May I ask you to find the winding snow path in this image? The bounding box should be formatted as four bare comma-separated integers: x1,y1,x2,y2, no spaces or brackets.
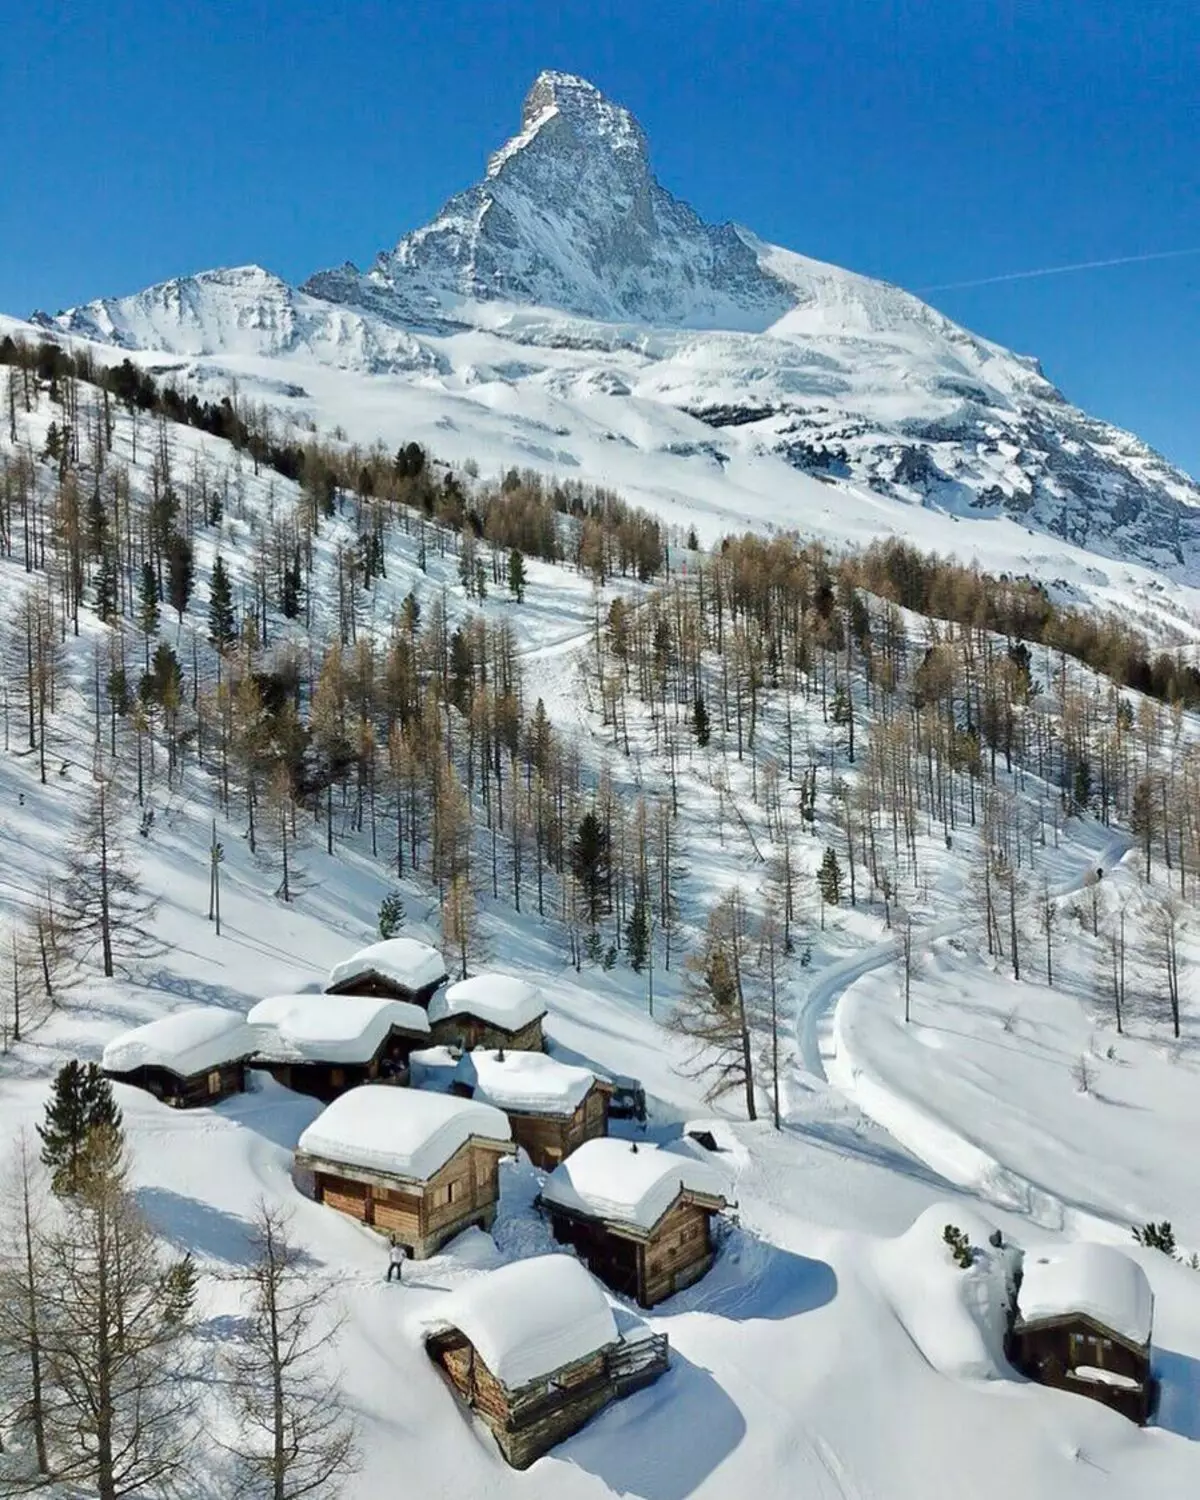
794,828,1132,1231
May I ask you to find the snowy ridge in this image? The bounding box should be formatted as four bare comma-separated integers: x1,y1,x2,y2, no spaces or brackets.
28,70,1200,582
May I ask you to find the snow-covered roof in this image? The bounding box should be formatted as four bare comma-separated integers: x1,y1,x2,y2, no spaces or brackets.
454,1049,597,1117
428,972,547,1031
422,1255,618,1388
1017,1243,1153,1346
541,1138,730,1232
101,1006,255,1079
247,994,429,1064
327,938,447,994
297,1085,512,1182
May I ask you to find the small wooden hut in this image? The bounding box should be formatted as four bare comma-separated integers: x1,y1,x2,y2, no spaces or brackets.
451,1049,611,1170
325,938,449,1008
1007,1243,1156,1424
295,1085,514,1258
427,972,547,1051
101,1007,254,1107
423,1255,669,1468
247,994,431,1101
540,1138,730,1308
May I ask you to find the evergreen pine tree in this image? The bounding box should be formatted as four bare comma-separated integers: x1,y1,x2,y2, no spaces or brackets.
570,811,610,927
377,891,406,939
507,547,527,603
138,560,160,641
94,552,119,624
165,533,194,621
692,693,711,747
626,889,650,972
38,1059,124,1195
208,554,236,651
817,846,842,907
281,549,303,619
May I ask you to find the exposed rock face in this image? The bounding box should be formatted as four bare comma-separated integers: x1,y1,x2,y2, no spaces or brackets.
306,70,795,329
31,70,1200,577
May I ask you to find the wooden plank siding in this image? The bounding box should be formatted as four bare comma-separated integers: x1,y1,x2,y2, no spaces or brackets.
1006,1314,1155,1424
428,1014,545,1053
303,1137,507,1259
103,1061,248,1109
252,1026,420,1102
427,1330,669,1469
325,972,448,1008
483,1081,610,1170
546,1189,722,1308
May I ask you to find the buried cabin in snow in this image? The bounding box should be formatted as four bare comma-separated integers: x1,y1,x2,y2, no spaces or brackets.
422,1254,669,1469
325,937,449,1009
540,1138,731,1307
427,973,548,1051
101,1006,255,1107
1007,1243,1156,1424
451,1048,611,1170
247,993,431,1101
295,1085,514,1258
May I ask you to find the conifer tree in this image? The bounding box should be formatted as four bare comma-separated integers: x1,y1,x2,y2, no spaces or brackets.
208,554,236,652
625,888,650,973
507,547,527,603
817,846,842,908
138,559,160,656
37,1060,124,1196
93,552,119,624
691,693,711,748
165,532,194,621
570,811,610,928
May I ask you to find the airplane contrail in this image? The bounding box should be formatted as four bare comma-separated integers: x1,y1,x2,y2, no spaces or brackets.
917,246,1200,293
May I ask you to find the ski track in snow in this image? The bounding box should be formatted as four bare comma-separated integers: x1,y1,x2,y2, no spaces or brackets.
796,829,1133,1234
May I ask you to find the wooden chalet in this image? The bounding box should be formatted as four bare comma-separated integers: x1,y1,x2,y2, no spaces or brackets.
451,1049,611,1170
540,1138,731,1308
325,937,449,1008
101,1006,254,1108
295,1085,514,1258
1007,1243,1156,1424
247,994,431,1101
423,1254,669,1469
427,972,547,1051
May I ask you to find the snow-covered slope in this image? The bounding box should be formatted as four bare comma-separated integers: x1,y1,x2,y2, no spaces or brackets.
29,69,1200,581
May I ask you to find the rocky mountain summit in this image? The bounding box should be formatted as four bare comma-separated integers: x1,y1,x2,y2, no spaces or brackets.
27,70,1200,580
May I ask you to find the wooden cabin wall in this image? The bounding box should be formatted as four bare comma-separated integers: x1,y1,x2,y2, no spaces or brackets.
549,1212,641,1299
106,1061,247,1109
508,1087,609,1170
326,973,445,1008
1008,1319,1152,1424
429,1015,545,1053
641,1200,715,1307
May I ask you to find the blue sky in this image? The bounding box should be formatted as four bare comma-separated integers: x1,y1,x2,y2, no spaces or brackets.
2,1,1196,474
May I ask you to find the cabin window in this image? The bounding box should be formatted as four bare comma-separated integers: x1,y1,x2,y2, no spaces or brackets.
207,1070,222,1095
1068,1332,1112,1366
330,1067,345,1089
433,1180,462,1208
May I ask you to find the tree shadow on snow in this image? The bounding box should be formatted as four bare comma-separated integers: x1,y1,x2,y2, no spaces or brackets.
136,1187,260,1266
557,1349,745,1500
1152,1348,1200,1440
784,1117,956,1195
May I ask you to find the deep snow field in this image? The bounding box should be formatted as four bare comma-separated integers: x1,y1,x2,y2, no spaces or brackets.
1,366,1199,1500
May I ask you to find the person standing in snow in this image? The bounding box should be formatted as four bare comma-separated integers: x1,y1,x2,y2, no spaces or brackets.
386,1235,405,1283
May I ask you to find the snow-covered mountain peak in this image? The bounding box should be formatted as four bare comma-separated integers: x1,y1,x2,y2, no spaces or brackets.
306,70,792,328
